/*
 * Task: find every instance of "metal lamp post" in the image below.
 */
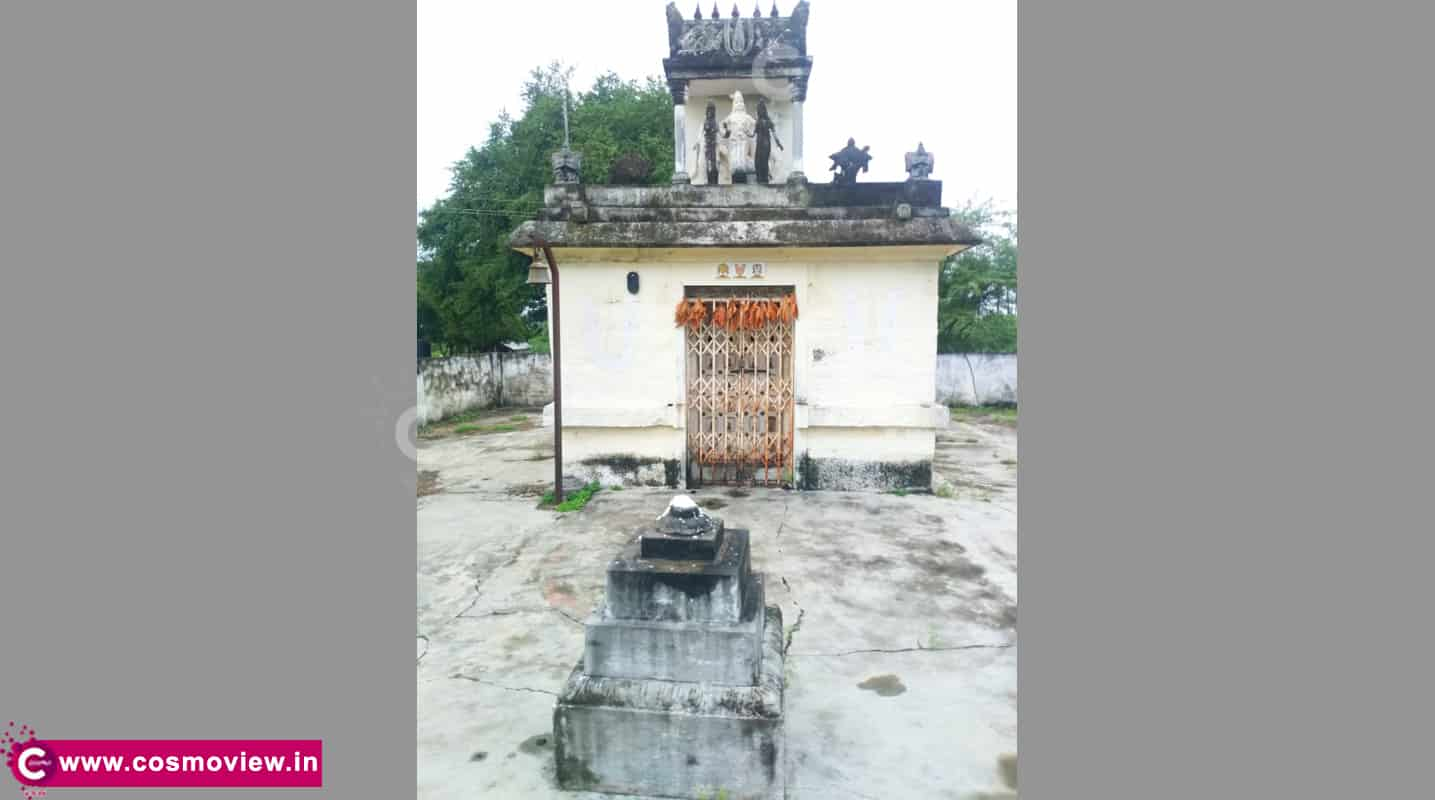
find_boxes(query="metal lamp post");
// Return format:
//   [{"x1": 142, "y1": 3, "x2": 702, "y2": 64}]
[{"x1": 527, "y1": 245, "x2": 563, "y2": 503}]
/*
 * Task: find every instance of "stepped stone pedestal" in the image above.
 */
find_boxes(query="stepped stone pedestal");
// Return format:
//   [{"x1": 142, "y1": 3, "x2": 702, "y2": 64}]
[{"x1": 554, "y1": 496, "x2": 786, "y2": 799}]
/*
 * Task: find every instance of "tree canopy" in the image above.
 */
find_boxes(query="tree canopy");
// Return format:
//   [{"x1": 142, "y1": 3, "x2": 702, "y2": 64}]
[
  {"x1": 417, "y1": 63, "x2": 1016, "y2": 355},
  {"x1": 938, "y1": 202, "x2": 1018, "y2": 353},
  {"x1": 416, "y1": 64, "x2": 673, "y2": 353}
]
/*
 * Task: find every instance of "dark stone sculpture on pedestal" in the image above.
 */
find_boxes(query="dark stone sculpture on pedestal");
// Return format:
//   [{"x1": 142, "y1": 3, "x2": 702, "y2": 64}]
[
  {"x1": 828, "y1": 137, "x2": 871, "y2": 185},
  {"x1": 703, "y1": 101, "x2": 721, "y2": 184},
  {"x1": 755, "y1": 99, "x2": 784, "y2": 183}
]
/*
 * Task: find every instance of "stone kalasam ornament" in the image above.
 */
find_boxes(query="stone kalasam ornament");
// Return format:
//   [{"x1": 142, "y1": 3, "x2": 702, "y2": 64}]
[
  {"x1": 721, "y1": 91, "x2": 758, "y2": 182},
  {"x1": 754, "y1": 99, "x2": 784, "y2": 183},
  {"x1": 828, "y1": 137, "x2": 872, "y2": 185},
  {"x1": 905, "y1": 142, "x2": 935, "y2": 180}
]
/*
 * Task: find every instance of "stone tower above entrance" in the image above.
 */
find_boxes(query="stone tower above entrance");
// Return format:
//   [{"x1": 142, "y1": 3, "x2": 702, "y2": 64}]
[{"x1": 663, "y1": 2, "x2": 813, "y2": 185}]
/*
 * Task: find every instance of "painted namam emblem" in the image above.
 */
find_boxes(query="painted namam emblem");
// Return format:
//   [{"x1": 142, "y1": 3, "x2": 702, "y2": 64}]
[{"x1": 716, "y1": 262, "x2": 766, "y2": 279}]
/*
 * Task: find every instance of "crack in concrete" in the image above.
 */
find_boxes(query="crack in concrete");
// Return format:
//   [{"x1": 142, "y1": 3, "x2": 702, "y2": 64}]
[
  {"x1": 417, "y1": 634, "x2": 429, "y2": 664},
  {"x1": 423, "y1": 536, "x2": 532, "y2": 639},
  {"x1": 774, "y1": 496, "x2": 791, "y2": 543},
  {"x1": 450, "y1": 673, "x2": 558, "y2": 696},
  {"x1": 789, "y1": 641, "x2": 1014, "y2": 658},
  {"x1": 454, "y1": 605, "x2": 585, "y2": 627},
  {"x1": 783, "y1": 607, "x2": 806, "y2": 655}
]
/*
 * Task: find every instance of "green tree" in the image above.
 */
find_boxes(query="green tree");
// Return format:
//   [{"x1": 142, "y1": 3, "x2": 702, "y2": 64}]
[
  {"x1": 938, "y1": 201, "x2": 1018, "y2": 353},
  {"x1": 417, "y1": 64, "x2": 672, "y2": 352}
]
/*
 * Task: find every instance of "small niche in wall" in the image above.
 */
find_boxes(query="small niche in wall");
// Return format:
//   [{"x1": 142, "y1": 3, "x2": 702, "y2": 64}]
[{"x1": 626, "y1": 271, "x2": 640, "y2": 295}]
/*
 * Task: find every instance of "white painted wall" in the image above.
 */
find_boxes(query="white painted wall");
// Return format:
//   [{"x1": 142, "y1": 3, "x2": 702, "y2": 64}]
[
  {"x1": 547, "y1": 246, "x2": 952, "y2": 469},
  {"x1": 935, "y1": 353, "x2": 1018, "y2": 406},
  {"x1": 416, "y1": 353, "x2": 553, "y2": 426}
]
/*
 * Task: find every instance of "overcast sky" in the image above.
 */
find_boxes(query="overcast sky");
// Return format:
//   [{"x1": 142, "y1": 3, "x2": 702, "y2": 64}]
[{"x1": 418, "y1": 0, "x2": 1015, "y2": 214}]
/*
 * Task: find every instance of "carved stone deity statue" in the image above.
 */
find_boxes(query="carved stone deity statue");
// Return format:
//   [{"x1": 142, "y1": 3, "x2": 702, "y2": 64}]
[
  {"x1": 754, "y1": 99, "x2": 784, "y2": 183},
  {"x1": 828, "y1": 137, "x2": 871, "y2": 185},
  {"x1": 721, "y1": 90, "x2": 758, "y2": 182},
  {"x1": 904, "y1": 142, "x2": 935, "y2": 180},
  {"x1": 702, "y1": 101, "x2": 721, "y2": 184}
]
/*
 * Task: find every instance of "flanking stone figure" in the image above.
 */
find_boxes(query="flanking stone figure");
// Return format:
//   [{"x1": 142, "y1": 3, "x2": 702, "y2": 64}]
[
  {"x1": 905, "y1": 141, "x2": 935, "y2": 180},
  {"x1": 553, "y1": 495, "x2": 786, "y2": 799},
  {"x1": 691, "y1": 99, "x2": 723, "y2": 183},
  {"x1": 754, "y1": 98, "x2": 784, "y2": 183},
  {"x1": 828, "y1": 137, "x2": 871, "y2": 185}
]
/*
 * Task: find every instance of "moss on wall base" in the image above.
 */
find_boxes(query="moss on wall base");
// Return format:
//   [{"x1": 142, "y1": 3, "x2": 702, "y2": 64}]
[
  {"x1": 575, "y1": 455, "x2": 682, "y2": 488},
  {"x1": 798, "y1": 452, "x2": 932, "y2": 492}
]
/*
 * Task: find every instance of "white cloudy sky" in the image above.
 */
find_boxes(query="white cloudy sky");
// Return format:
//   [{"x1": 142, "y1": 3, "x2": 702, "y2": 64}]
[{"x1": 417, "y1": 0, "x2": 1015, "y2": 213}]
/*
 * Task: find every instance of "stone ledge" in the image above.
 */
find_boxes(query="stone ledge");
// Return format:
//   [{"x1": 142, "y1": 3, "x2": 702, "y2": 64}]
[
  {"x1": 510, "y1": 217, "x2": 979, "y2": 251},
  {"x1": 802, "y1": 403, "x2": 949, "y2": 429}
]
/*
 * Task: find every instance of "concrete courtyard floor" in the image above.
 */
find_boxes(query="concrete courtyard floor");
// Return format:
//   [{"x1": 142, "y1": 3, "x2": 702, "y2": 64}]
[{"x1": 418, "y1": 408, "x2": 1017, "y2": 800}]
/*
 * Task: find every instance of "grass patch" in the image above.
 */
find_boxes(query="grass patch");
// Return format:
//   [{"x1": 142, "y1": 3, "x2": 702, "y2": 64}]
[
  {"x1": 1001, "y1": 459, "x2": 1017, "y2": 466},
  {"x1": 541, "y1": 481, "x2": 602, "y2": 512},
  {"x1": 608, "y1": 485, "x2": 624, "y2": 491},
  {"x1": 886, "y1": 488, "x2": 910, "y2": 497},
  {"x1": 419, "y1": 407, "x2": 540, "y2": 438},
  {"x1": 950, "y1": 404, "x2": 1018, "y2": 427},
  {"x1": 454, "y1": 423, "x2": 518, "y2": 435}
]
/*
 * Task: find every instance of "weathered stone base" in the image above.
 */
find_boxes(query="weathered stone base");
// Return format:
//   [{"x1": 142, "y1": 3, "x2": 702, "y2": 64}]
[
  {"x1": 799, "y1": 453, "x2": 934, "y2": 492},
  {"x1": 555, "y1": 605, "x2": 786, "y2": 799},
  {"x1": 585, "y1": 575, "x2": 766, "y2": 685}
]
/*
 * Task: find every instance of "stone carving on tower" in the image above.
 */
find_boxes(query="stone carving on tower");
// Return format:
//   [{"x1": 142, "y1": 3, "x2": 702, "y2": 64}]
[
  {"x1": 663, "y1": 1, "x2": 813, "y2": 185},
  {"x1": 722, "y1": 90, "x2": 758, "y2": 183},
  {"x1": 665, "y1": 1, "x2": 811, "y2": 60}
]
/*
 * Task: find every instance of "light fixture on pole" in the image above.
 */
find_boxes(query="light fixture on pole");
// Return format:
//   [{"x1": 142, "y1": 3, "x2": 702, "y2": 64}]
[{"x1": 526, "y1": 249, "x2": 552, "y2": 285}]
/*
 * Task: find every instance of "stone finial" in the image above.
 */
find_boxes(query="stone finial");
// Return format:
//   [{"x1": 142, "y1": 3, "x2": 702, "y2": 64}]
[
  {"x1": 904, "y1": 141, "x2": 935, "y2": 180},
  {"x1": 753, "y1": 2, "x2": 762, "y2": 17},
  {"x1": 732, "y1": 3, "x2": 741, "y2": 18},
  {"x1": 770, "y1": 1, "x2": 780, "y2": 16},
  {"x1": 711, "y1": 2, "x2": 720, "y2": 19},
  {"x1": 694, "y1": 2, "x2": 703, "y2": 20},
  {"x1": 666, "y1": 2, "x2": 685, "y2": 54}
]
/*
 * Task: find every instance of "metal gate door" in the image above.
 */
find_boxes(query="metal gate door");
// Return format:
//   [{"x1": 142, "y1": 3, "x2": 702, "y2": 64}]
[{"x1": 684, "y1": 287, "x2": 795, "y2": 487}]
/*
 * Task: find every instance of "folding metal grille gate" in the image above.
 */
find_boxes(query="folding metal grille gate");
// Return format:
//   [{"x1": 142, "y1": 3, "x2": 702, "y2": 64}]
[{"x1": 684, "y1": 287, "x2": 795, "y2": 487}]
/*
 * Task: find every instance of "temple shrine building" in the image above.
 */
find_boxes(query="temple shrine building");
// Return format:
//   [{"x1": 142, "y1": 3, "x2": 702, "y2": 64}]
[{"x1": 509, "y1": 1, "x2": 979, "y2": 492}]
